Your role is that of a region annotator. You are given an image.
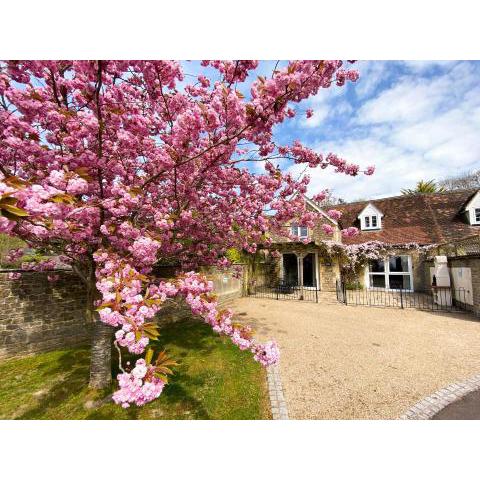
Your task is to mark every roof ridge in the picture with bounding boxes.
[337,187,479,207]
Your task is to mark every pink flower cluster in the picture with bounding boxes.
[341,227,359,238]
[112,359,165,408]
[327,209,342,221]
[252,341,280,366]
[5,248,24,263]
[115,326,150,354]
[322,223,335,235]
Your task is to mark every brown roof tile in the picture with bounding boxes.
[335,189,480,245]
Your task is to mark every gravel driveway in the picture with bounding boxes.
[230,296,480,419]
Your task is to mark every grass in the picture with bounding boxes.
[0,320,271,420]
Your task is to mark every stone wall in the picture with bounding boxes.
[319,260,341,292]
[447,257,480,316]
[0,270,89,360]
[0,266,247,360]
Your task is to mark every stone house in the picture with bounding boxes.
[263,189,480,294]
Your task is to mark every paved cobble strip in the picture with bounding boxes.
[399,373,480,420]
[266,363,289,420]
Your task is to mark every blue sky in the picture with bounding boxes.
[183,60,480,202]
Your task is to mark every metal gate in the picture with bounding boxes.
[249,280,319,302]
[336,280,470,312]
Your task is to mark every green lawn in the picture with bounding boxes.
[0,320,271,420]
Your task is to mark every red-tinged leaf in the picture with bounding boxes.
[75,167,92,181]
[2,176,27,191]
[153,372,169,384]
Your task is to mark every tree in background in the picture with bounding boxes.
[0,60,369,407]
[313,188,346,207]
[438,170,480,191]
[401,179,446,195]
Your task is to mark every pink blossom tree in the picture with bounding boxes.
[0,60,368,406]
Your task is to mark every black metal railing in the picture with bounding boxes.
[249,280,319,302]
[336,280,470,312]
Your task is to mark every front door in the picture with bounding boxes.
[302,253,316,287]
[283,253,298,285]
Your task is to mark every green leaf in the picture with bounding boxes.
[50,193,76,205]
[145,348,154,365]
[1,204,30,218]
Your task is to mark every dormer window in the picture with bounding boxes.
[358,203,383,231]
[291,224,308,238]
[464,190,480,225]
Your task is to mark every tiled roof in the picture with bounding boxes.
[334,189,480,245]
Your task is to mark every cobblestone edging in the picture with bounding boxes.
[399,373,480,420]
[266,363,289,420]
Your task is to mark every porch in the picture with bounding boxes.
[249,244,341,301]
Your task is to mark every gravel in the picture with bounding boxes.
[231,296,480,419]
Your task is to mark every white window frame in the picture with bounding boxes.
[475,208,480,224]
[358,203,383,230]
[280,251,320,290]
[361,215,380,230]
[365,255,413,292]
[291,224,308,239]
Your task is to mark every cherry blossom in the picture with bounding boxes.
[0,60,367,406]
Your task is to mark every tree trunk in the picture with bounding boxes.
[81,262,114,390]
[89,320,113,389]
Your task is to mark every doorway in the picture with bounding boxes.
[282,253,298,285]
[282,252,319,288]
[302,253,316,287]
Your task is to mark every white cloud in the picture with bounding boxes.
[354,61,390,98]
[402,60,458,73]
[299,105,330,128]
[356,77,444,124]
[298,60,480,200]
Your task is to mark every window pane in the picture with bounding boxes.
[300,226,308,237]
[365,216,370,228]
[291,225,298,236]
[372,216,377,227]
[476,208,480,222]
[389,255,409,272]
[388,274,411,290]
[368,259,385,272]
[369,275,386,288]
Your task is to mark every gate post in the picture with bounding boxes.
[343,282,347,305]
[400,288,404,309]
